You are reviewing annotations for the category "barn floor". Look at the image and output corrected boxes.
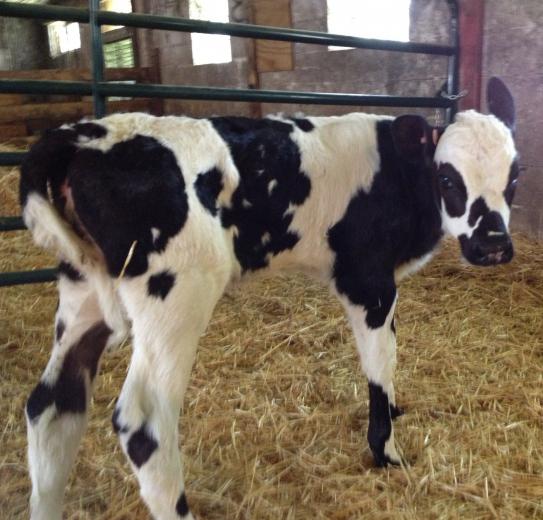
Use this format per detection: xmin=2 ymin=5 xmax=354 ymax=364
xmin=1 ymin=161 xmax=543 ymax=519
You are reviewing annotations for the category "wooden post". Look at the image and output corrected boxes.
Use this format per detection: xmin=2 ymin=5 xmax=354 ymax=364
xmin=149 ymin=47 xmax=164 ymax=116
xmin=252 ymin=0 xmax=293 ymax=73
xmin=458 ymin=0 xmax=485 ymax=111
xmin=246 ymin=0 xmax=262 ymax=118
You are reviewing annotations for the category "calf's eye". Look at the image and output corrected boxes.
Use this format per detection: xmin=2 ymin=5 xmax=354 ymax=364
xmin=439 ymin=176 xmax=454 ymax=190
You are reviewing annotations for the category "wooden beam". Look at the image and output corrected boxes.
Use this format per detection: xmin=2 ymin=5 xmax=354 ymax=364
xmin=0 ymin=94 xmax=25 ymax=107
xmin=0 ymin=99 xmax=151 ymax=124
xmin=0 ymin=122 xmax=27 ymax=139
xmin=253 ymin=0 xmax=293 ymax=73
xmin=458 ymin=0 xmax=485 ymax=111
xmin=0 ymin=67 xmax=153 ymax=82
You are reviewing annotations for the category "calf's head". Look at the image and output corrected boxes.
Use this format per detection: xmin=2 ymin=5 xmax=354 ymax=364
xmin=434 ymin=78 xmax=518 ymax=266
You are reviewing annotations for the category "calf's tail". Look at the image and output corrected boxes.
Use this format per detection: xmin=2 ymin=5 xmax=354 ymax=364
xmin=20 ymin=128 xmax=92 ymax=272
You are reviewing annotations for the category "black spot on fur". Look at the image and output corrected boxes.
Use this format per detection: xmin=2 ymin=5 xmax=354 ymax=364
xmin=26 ymin=322 xmax=111 ymax=421
xmin=389 ymin=403 xmax=404 ymax=420
xmin=127 ymin=424 xmax=158 ymax=468
xmin=504 ymin=160 xmax=519 ymax=207
xmin=289 ymin=117 xmax=314 ymax=132
xmin=57 ymin=261 xmax=84 ymax=282
xmin=112 ymin=407 xmax=129 ymax=434
xmin=147 ymin=270 xmax=176 ymax=300
xmin=112 ymin=408 xmax=121 ymax=434
xmin=211 ymin=116 xmax=311 ymax=272
xmin=19 ymin=128 xmax=77 ymax=207
xmin=176 ymin=492 xmax=190 ymax=517
xmin=328 ymin=120 xmax=442 ymax=328
xmin=390 ymin=318 xmax=396 ymax=334
xmin=468 ymin=197 xmax=489 ymax=227
xmin=55 ymin=319 xmax=65 ymax=342
xmin=73 ymin=122 xmax=107 ymax=140
xmin=437 ymin=163 xmax=468 ymax=217
xmin=195 ymin=167 xmax=223 ymax=216
xmin=26 ymin=382 xmax=55 ymax=421
xmin=368 ymin=382 xmax=398 ymax=467
xmin=69 ymin=135 xmax=188 ymax=277
xmin=66 ymin=321 xmax=111 ymax=380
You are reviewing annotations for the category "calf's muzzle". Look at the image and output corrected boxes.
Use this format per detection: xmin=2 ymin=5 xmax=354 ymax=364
xmin=460 ymin=211 xmax=514 ymax=266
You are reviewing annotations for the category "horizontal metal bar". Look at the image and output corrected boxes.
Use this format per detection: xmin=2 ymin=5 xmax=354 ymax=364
xmin=0 ymin=79 xmax=453 ymax=108
xmin=0 ymin=2 xmax=456 ymax=56
xmin=0 ymin=268 xmax=57 ymax=287
xmin=101 ymin=82 xmax=454 ymax=107
xmin=97 ymin=11 xmax=456 ymax=56
xmin=0 ymin=152 xmax=27 ymax=166
xmin=0 ymin=216 xmax=25 ymax=232
xmin=0 ymin=2 xmax=89 ymax=23
xmin=0 ymin=79 xmax=92 ymax=96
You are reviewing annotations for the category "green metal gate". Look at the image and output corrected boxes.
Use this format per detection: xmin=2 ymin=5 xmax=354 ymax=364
xmin=0 ymin=0 xmax=459 ymax=287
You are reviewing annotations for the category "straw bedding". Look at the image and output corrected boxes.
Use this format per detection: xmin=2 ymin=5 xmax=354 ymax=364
xmin=1 ymin=157 xmax=542 ymax=519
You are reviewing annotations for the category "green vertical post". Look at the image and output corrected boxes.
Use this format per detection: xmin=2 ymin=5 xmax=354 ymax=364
xmin=446 ymin=0 xmax=460 ymax=123
xmin=90 ymin=0 xmax=106 ymax=118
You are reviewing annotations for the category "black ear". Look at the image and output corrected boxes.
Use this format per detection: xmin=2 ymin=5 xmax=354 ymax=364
xmin=391 ymin=115 xmax=433 ymax=163
xmin=487 ymin=77 xmax=516 ymax=131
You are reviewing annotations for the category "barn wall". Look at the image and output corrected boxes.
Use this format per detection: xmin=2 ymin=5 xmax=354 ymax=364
xmin=133 ymin=0 xmax=454 ymax=121
xmin=0 ymin=18 xmax=49 ymax=70
xmin=482 ymin=0 xmax=543 ymax=239
xmin=259 ymin=0 xmax=451 ymax=119
xmin=133 ymin=0 xmax=254 ymax=117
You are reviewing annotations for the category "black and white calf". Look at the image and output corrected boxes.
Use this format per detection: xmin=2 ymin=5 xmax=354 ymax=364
xmin=20 ymin=78 xmax=518 ymax=520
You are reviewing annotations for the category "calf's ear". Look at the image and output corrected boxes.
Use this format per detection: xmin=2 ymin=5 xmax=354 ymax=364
xmin=391 ymin=115 xmax=433 ymax=163
xmin=487 ymin=77 xmax=516 ymax=132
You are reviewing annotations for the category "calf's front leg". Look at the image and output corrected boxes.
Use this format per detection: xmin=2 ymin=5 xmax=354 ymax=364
xmin=338 ymin=283 xmax=402 ymax=467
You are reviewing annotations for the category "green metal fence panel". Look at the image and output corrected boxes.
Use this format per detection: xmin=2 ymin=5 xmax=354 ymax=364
xmin=0 ymin=216 xmax=25 ymax=232
xmin=0 ymin=2 xmax=457 ymax=56
xmin=0 ymin=0 xmax=460 ymax=286
xmin=0 ymin=269 xmax=57 ymax=287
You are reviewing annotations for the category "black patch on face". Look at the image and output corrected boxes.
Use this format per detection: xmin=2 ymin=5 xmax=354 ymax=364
xmin=459 ymin=210 xmax=513 ymax=266
xmin=176 ymin=492 xmax=190 ymax=517
xmin=57 ymin=261 xmax=84 ymax=282
xmin=26 ymin=322 xmax=111 ymax=422
xmin=328 ymin=120 xmax=442 ymax=328
xmin=468 ymin=197 xmax=489 ymax=227
xmin=436 ymin=163 xmax=468 ymax=217
xmin=390 ymin=317 xmax=396 ymax=334
xmin=211 ymin=116 xmax=311 ymax=272
xmin=26 ymin=382 xmax=55 ymax=421
xmin=69 ymin=135 xmax=188 ymax=277
xmin=367 ymin=382 xmax=398 ymax=467
xmin=194 ymin=167 xmax=223 ymax=216
xmin=289 ymin=117 xmax=314 ymax=132
xmin=73 ymin=122 xmax=107 ymax=140
xmin=55 ymin=319 xmax=65 ymax=343
xmin=147 ymin=270 xmax=176 ymax=300
xmin=127 ymin=424 xmax=158 ymax=468
xmin=504 ymin=160 xmax=519 ymax=207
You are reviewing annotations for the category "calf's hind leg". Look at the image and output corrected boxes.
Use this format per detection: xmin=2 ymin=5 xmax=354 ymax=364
xmin=113 ymin=268 xmax=228 ymax=520
xmin=26 ymin=264 xmax=124 ymax=520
